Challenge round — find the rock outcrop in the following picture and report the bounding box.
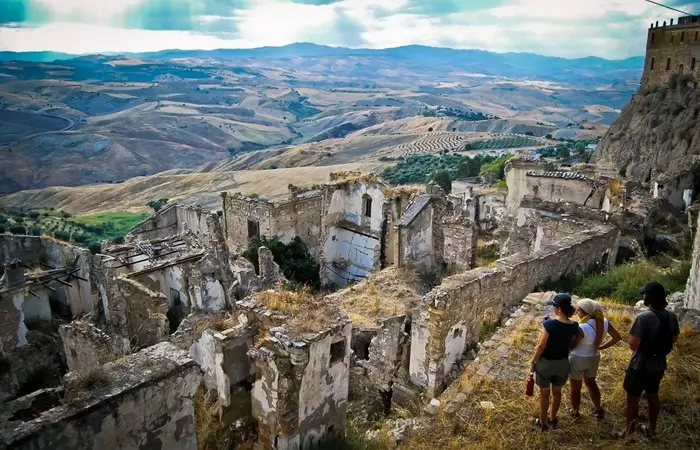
[594,79,700,182]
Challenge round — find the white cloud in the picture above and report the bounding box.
[0,0,686,58]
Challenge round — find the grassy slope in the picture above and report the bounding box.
[402,304,700,450]
[74,212,150,240]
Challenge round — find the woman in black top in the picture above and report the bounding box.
[528,293,583,430]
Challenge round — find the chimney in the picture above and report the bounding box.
[4,259,26,287]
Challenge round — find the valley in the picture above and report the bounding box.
[0,44,638,203]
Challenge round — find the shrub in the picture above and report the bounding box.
[0,225,5,234]
[575,259,690,304]
[242,236,320,287]
[112,235,125,244]
[88,242,102,254]
[29,227,41,236]
[28,211,40,219]
[428,169,452,194]
[9,225,26,235]
[147,198,169,212]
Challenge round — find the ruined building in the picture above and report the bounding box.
[642,15,700,87]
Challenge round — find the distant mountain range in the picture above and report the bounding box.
[0,43,644,81]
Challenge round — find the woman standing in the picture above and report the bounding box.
[569,299,622,420]
[529,293,583,430]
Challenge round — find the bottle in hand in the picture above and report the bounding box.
[525,373,535,397]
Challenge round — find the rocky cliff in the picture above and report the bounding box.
[594,76,700,182]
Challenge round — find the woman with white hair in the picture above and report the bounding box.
[569,298,622,420]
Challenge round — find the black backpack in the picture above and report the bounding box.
[643,310,674,358]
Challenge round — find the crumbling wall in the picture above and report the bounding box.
[400,201,434,267]
[442,216,477,269]
[1,342,203,450]
[118,276,169,348]
[686,212,700,310]
[222,191,324,258]
[0,291,64,403]
[322,226,381,287]
[477,192,506,231]
[410,226,619,396]
[250,322,352,449]
[0,235,94,316]
[59,320,123,372]
[128,204,214,242]
[505,160,607,214]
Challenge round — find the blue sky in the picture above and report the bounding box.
[0,0,698,58]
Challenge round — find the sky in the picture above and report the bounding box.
[0,0,699,59]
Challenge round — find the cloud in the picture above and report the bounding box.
[0,0,695,58]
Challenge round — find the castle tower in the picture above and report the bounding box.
[641,15,700,87]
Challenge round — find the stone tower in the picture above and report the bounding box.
[641,15,700,87]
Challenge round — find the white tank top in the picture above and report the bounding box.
[570,318,609,358]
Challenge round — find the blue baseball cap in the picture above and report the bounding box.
[547,293,572,307]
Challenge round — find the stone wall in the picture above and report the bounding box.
[505,160,607,215]
[222,191,324,258]
[59,320,124,373]
[118,276,169,349]
[686,212,700,310]
[641,18,700,87]
[442,215,477,269]
[410,225,619,397]
[128,204,214,242]
[0,342,203,450]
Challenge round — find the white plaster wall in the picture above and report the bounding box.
[686,212,700,310]
[165,266,189,307]
[478,193,506,224]
[251,359,280,438]
[299,324,351,424]
[323,226,380,287]
[443,321,468,376]
[22,290,52,322]
[176,207,211,238]
[188,330,218,390]
[409,322,429,388]
[326,184,386,232]
[196,278,225,312]
[12,293,28,347]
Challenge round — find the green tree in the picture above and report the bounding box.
[557,147,571,158]
[147,198,169,213]
[428,169,452,194]
[243,236,320,287]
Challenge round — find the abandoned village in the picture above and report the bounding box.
[3,12,700,450]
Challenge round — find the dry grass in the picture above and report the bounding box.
[404,304,700,450]
[194,386,231,450]
[381,183,423,198]
[329,171,382,186]
[254,285,338,334]
[336,268,421,329]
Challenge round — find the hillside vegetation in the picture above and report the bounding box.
[595,75,700,181]
[0,209,148,251]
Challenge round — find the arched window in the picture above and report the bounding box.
[651,58,655,70]
[651,32,655,45]
[681,31,685,43]
[362,194,372,218]
[667,58,671,71]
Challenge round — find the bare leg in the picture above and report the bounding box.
[584,378,602,411]
[539,387,550,425]
[626,393,641,435]
[570,379,583,414]
[647,394,660,435]
[550,386,563,421]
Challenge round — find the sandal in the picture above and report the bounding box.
[569,409,581,420]
[549,417,559,429]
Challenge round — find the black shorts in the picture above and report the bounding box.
[623,368,665,396]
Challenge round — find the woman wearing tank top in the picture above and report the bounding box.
[569,299,622,420]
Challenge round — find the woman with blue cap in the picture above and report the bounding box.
[528,293,583,430]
